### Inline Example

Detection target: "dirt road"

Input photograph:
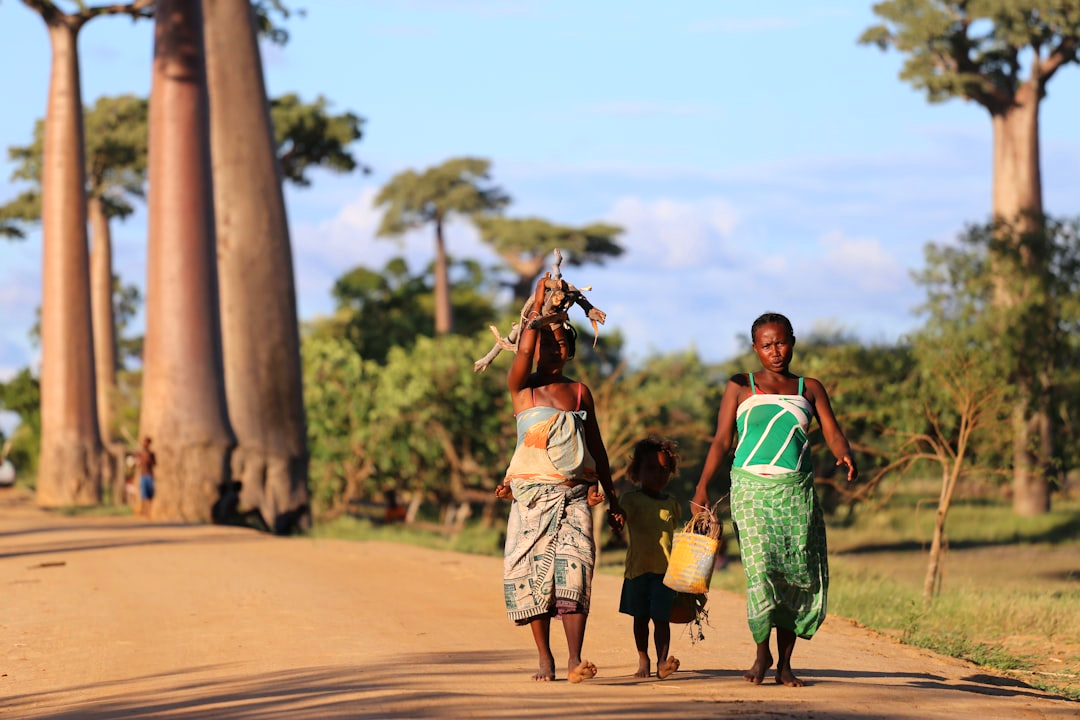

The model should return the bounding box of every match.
[1,492,1073,719]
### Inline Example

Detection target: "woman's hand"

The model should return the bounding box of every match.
[533,272,550,314]
[837,455,858,482]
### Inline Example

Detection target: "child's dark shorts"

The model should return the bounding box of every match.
[619,572,676,621]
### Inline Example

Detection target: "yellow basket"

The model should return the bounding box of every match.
[663,532,719,595]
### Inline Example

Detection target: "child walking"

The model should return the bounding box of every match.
[618,435,682,679]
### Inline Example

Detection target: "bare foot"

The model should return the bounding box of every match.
[743,648,773,684]
[533,658,555,682]
[658,656,680,679]
[776,666,804,687]
[634,657,651,679]
[567,660,597,683]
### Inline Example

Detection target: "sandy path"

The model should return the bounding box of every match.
[0,494,1074,719]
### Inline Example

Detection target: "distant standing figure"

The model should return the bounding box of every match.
[137,437,157,518]
[619,435,682,680]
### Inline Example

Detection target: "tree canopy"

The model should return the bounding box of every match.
[859,1,1080,110]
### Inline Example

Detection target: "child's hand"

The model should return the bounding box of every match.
[606,501,624,533]
[494,482,513,500]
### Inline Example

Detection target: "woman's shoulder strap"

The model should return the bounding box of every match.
[798,376,804,395]
[748,372,756,393]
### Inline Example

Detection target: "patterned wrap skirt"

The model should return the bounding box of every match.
[730,466,828,643]
[502,483,595,623]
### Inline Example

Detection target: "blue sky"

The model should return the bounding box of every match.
[2,0,1080,388]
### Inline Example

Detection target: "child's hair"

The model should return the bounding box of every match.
[628,435,680,482]
[751,312,794,343]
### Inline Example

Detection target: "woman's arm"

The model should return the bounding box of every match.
[692,376,744,509]
[507,275,549,409]
[805,377,858,481]
[579,383,624,532]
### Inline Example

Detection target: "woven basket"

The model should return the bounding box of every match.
[662,531,719,595]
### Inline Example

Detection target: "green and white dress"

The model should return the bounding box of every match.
[730,374,828,643]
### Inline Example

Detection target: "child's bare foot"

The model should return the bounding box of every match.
[657,656,680,679]
[776,665,804,687]
[634,657,651,679]
[567,660,597,683]
[743,648,773,684]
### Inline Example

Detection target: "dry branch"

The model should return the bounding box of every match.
[473,249,608,372]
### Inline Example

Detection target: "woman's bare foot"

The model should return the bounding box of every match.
[533,655,556,681]
[776,665,804,687]
[634,656,651,679]
[657,656,680,679]
[567,660,597,683]
[743,647,773,684]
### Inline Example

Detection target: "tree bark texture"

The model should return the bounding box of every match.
[141,0,233,522]
[990,85,1052,515]
[433,216,453,334]
[36,19,103,507]
[89,196,118,441]
[202,0,311,534]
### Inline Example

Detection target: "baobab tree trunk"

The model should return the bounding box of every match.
[202,0,310,534]
[140,0,233,522]
[89,195,125,503]
[433,216,453,334]
[36,18,103,507]
[990,86,1052,517]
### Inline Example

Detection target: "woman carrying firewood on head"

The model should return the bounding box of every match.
[495,272,624,683]
[693,312,857,688]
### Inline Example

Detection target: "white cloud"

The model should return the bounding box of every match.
[819,230,907,293]
[607,196,740,270]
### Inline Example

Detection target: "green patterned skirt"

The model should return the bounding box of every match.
[730,466,828,643]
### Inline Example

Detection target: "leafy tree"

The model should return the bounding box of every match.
[302,335,382,517]
[474,216,625,303]
[316,256,501,364]
[0,369,42,481]
[913,215,1080,506]
[271,93,367,186]
[375,157,510,335]
[860,0,1080,514]
[891,324,1010,602]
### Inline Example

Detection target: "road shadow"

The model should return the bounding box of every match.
[12,656,1064,720]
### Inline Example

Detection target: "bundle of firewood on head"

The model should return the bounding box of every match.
[473,249,608,373]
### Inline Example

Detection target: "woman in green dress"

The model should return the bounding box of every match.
[693,312,857,687]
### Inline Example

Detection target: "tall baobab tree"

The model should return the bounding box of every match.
[202,0,312,533]
[375,157,510,335]
[140,0,233,522]
[0,95,148,499]
[19,0,152,506]
[860,1,1080,515]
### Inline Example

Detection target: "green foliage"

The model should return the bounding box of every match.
[301,331,513,517]
[270,93,367,186]
[860,1,1080,109]
[0,369,41,480]
[913,214,1080,480]
[0,94,148,233]
[474,215,625,302]
[310,256,500,364]
[375,157,510,237]
[252,0,303,45]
